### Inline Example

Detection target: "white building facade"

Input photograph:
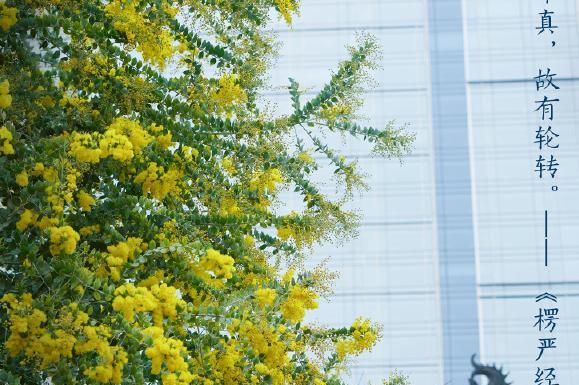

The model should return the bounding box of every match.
[269,1,579,384]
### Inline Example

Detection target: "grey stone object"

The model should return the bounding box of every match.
[469,354,512,385]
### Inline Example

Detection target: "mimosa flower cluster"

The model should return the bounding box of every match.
[0,1,413,385]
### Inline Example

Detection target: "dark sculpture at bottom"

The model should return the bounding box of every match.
[469,354,512,385]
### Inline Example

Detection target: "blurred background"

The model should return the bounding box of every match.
[266,1,579,384]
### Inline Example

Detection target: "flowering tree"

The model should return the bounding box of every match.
[0,1,413,385]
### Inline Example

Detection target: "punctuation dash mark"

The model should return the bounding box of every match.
[544,210,548,267]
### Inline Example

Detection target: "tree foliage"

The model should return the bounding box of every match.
[0,1,413,384]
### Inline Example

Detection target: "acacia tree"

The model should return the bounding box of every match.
[0,1,413,385]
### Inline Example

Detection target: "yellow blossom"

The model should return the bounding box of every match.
[49,226,80,255]
[280,285,318,323]
[113,281,184,326]
[0,3,17,32]
[244,235,255,248]
[0,79,8,94]
[211,74,246,107]
[77,190,96,211]
[42,166,58,183]
[37,216,58,230]
[36,95,55,108]
[221,158,236,174]
[144,330,189,375]
[104,1,174,68]
[0,125,13,155]
[106,117,152,154]
[335,317,379,360]
[249,168,284,194]
[112,283,157,321]
[134,162,182,201]
[277,226,292,240]
[181,145,198,162]
[100,128,134,162]
[69,132,102,163]
[0,79,11,108]
[105,237,144,280]
[254,288,276,308]
[76,324,128,384]
[138,270,165,288]
[276,212,315,248]
[15,170,28,187]
[197,248,236,283]
[219,196,241,217]
[16,209,38,231]
[298,150,314,164]
[79,224,100,236]
[157,132,173,148]
[1,296,88,369]
[254,363,269,375]
[275,0,299,25]
[31,162,45,176]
